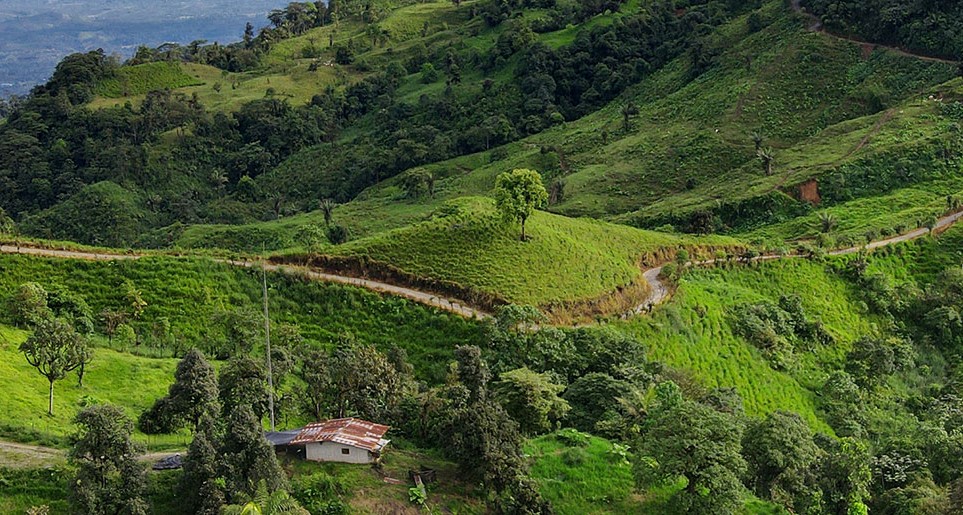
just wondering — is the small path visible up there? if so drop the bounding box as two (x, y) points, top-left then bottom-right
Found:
(0, 244), (488, 320)
(790, 0), (959, 65)
(0, 440), (63, 468)
(3, 209), (962, 324)
(0, 439), (184, 468)
(633, 209), (963, 313)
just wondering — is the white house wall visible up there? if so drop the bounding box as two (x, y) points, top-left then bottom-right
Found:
(305, 441), (375, 464)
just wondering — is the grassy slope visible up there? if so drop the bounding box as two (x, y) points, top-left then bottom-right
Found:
(617, 258), (881, 433)
(525, 433), (640, 514)
(326, 197), (739, 306)
(0, 254), (482, 382)
(526, 431), (782, 514)
(0, 325), (178, 446)
(94, 62), (203, 98)
(174, 3), (958, 254)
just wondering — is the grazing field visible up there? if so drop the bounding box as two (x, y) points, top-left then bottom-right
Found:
(0, 325), (178, 447)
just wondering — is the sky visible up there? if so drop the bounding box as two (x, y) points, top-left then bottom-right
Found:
(0, 0), (283, 96)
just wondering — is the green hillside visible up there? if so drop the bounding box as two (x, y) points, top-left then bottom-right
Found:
(3, 0), (963, 513)
(317, 197), (739, 310)
(94, 62), (204, 98)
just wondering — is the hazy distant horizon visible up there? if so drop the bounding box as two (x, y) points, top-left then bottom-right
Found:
(0, 0), (283, 96)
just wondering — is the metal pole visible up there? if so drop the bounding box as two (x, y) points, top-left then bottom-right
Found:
(262, 264), (276, 431)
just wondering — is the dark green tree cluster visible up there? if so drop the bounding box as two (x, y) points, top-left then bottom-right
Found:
(138, 348), (219, 434)
(802, 0), (963, 60)
(70, 404), (149, 515)
(142, 353), (290, 514)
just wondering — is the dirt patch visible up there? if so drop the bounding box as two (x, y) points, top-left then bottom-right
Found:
(0, 441), (64, 469)
(796, 179), (821, 205)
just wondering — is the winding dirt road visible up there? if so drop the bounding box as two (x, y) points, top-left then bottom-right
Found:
(0, 243), (489, 320)
(634, 210), (963, 313)
(790, 0), (959, 65)
(4, 208), (961, 322)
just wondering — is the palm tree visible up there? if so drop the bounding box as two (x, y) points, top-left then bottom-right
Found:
(818, 213), (837, 233)
(222, 483), (308, 515)
(621, 103), (639, 132)
(757, 147), (775, 176)
(319, 198), (336, 226)
(750, 131), (764, 151)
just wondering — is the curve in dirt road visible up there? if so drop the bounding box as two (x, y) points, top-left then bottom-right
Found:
(633, 210), (963, 314)
(3, 209), (962, 324)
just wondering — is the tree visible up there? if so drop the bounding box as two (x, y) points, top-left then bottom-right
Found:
(9, 282), (52, 327)
(219, 357), (270, 419)
(75, 345), (93, 387)
(818, 438), (872, 515)
(751, 131), (764, 151)
(180, 414), (226, 515)
(437, 347), (552, 514)
(743, 411), (822, 512)
(100, 309), (127, 345)
(621, 102), (639, 132)
(845, 336), (913, 387)
(420, 62), (439, 83)
(319, 198), (336, 226)
(0, 206), (14, 235)
(758, 147), (775, 176)
(400, 169), (433, 198)
(454, 345), (490, 403)
(494, 367), (569, 435)
(493, 169), (548, 241)
(124, 280), (147, 344)
(637, 392), (747, 514)
(219, 404), (287, 501)
(326, 224), (349, 245)
(141, 349), (219, 433)
(327, 339), (409, 420)
(296, 347), (329, 420)
(19, 317), (89, 415)
(563, 372), (629, 432)
(70, 404), (148, 515)
(819, 213), (838, 233)
(215, 307), (262, 358)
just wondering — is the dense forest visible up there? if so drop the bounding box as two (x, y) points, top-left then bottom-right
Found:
(802, 0), (963, 60)
(0, 0), (761, 246)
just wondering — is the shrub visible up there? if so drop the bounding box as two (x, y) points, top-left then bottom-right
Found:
(326, 224), (349, 245)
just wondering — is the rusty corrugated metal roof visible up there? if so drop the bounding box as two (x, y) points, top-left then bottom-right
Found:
(289, 418), (390, 453)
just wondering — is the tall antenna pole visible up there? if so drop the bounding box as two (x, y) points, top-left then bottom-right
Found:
(262, 263), (276, 431)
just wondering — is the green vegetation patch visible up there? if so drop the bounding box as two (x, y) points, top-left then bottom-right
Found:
(328, 197), (739, 306)
(526, 431), (639, 514)
(0, 254), (482, 381)
(95, 62), (203, 98)
(0, 325), (176, 442)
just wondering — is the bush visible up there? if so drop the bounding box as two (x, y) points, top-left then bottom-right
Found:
(326, 224), (349, 245)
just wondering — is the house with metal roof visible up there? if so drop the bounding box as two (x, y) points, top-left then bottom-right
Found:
(266, 418), (390, 464)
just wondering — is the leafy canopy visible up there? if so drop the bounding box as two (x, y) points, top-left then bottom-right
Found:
(493, 169), (548, 240)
